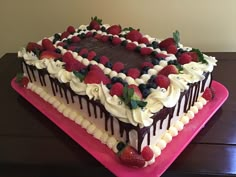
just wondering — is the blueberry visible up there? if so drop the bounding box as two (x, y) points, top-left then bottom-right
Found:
(77, 29), (82, 33)
(92, 32), (97, 36)
(108, 36), (113, 41)
(67, 38), (72, 44)
(121, 40), (128, 46)
(93, 56), (100, 62)
(101, 26), (106, 32)
(152, 41), (159, 49)
(142, 88), (151, 98)
(111, 77), (119, 83)
(74, 47), (81, 53)
(55, 48), (61, 54)
(54, 33), (61, 40)
(80, 33), (86, 39)
(106, 83), (112, 89)
(120, 69), (127, 75)
(79, 68), (87, 75)
(168, 60), (178, 65)
(148, 75), (156, 83)
(141, 66), (150, 75)
(152, 58), (160, 65)
(82, 53), (88, 58)
(151, 51), (158, 57)
(105, 61), (113, 68)
(135, 46), (141, 52)
(147, 82), (157, 89)
(116, 142), (126, 151)
(138, 83), (146, 92)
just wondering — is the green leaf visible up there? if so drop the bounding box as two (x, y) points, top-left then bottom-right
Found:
(173, 30), (180, 45)
(191, 48), (208, 64)
(136, 100), (147, 108)
(127, 88), (134, 99)
(15, 72), (23, 83)
(130, 99), (138, 109)
(73, 71), (85, 82)
(122, 27), (135, 32)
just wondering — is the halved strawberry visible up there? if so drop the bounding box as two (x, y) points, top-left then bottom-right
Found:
(39, 51), (61, 60)
(107, 25), (121, 35)
(128, 84), (142, 100)
(118, 144), (145, 168)
(158, 65), (178, 76)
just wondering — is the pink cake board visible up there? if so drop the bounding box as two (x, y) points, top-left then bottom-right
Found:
(11, 79), (228, 177)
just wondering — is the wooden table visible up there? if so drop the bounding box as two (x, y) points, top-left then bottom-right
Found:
(0, 53), (235, 177)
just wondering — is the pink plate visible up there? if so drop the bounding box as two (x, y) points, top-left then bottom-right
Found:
(11, 79), (228, 177)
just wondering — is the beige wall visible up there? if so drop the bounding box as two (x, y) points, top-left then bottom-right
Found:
(0, 0), (235, 58)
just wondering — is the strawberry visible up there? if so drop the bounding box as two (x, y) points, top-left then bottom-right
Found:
(126, 30), (142, 42)
(126, 42), (137, 51)
(100, 56), (109, 65)
(101, 35), (109, 42)
(26, 42), (43, 52)
(167, 44), (177, 54)
(112, 37), (122, 45)
(66, 26), (76, 34)
(140, 47), (152, 55)
(128, 84), (142, 100)
(141, 146), (154, 161)
(62, 52), (74, 63)
(89, 65), (103, 73)
(112, 62), (124, 72)
(39, 51), (62, 60)
(118, 145), (145, 168)
(56, 42), (67, 47)
(71, 36), (81, 43)
(187, 51), (199, 62)
(89, 16), (102, 30)
(127, 68), (140, 79)
(159, 37), (175, 49)
(158, 65), (178, 76)
(178, 53), (192, 65)
(84, 69), (111, 84)
(139, 37), (150, 44)
(65, 59), (86, 72)
(42, 38), (56, 51)
(110, 82), (124, 97)
(202, 87), (214, 100)
(61, 31), (70, 39)
(155, 75), (170, 89)
(87, 51), (96, 60)
(15, 73), (29, 87)
(107, 25), (121, 35)
(141, 62), (153, 69)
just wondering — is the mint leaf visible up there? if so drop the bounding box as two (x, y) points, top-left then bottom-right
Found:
(136, 100), (147, 108)
(130, 99), (138, 109)
(73, 71), (85, 82)
(191, 48), (208, 64)
(173, 30), (180, 46)
(122, 27), (135, 32)
(127, 87), (134, 99)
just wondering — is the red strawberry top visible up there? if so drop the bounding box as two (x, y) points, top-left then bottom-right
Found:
(89, 16), (102, 30)
(84, 65), (111, 84)
(126, 29), (142, 42)
(107, 25), (121, 35)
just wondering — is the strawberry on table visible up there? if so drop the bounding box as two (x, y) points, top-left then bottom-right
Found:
(117, 142), (145, 168)
(15, 73), (29, 87)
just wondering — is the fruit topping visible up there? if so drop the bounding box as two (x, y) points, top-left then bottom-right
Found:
(107, 25), (122, 35)
(158, 65), (178, 76)
(112, 37), (122, 45)
(89, 16), (102, 30)
(42, 38), (56, 51)
(128, 84), (142, 100)
(126, 42), (137, 51)
(62, 52), (86, 72)
(126, 29), (142, 42)
(110, 82), (124, 97)
(26, 42), (43, 53)
(141, 62), (153, 69)
(99, 56), (110, 65)
(140, 47), (152, 55)
(155, 75), (170, 89)
(39, 51), (62, 60)
(117, 143), (145, 168)
(87, 51), (96, 61)
(202, 87), (215, 100)
(141, 146), (154, 161)
(166, 44), (178, 55)
(71, 36), (81, 43)
(139, 37), (150, 44)
(159, 37), (175, 49)
(84, 65), (110, 84)
(127, 68), (140, 79)
(177, 53), (192, 65)
(112, 62), (125, 72)
(60, 31), (70, 40)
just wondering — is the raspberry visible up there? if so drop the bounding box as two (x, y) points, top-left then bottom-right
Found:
(110, 82), (124, 96)
(101, 35), (109, 42)
(87, 51), (96, 61)
(71, 36), (81, 43)
(127, 68), (140, 79)
(187, 52), (199, 62)
(155, 75), (170, 89)
(178, 53), (192, 65)
(85, 32), (93, 37)
(140, 47), (152, 55)
(141, 146), (154, 161)
(66, 26), (76, 34)
(112, 37), (122, 45)
(61, 31), (70, 39)
(155, 53), (168, 59)
(79, 48), (88, 56)
(94, 34), (102, 40)
(112, 62), (124, 72)
(202, 87), (214, 100)
(100, 56), (109, 65)
(141, 62), (153, 69)
(126, 43), (137, 51)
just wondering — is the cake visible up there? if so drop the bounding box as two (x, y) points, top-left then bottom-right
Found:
(17, 17), (217, 168)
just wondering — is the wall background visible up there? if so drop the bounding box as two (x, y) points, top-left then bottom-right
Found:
(0, 0), (235, 58)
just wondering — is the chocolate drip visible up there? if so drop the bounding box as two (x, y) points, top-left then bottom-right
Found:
(201, 72), (209, 92)
(78, 96), (83, 109)
(29, 67), (36, 81)
(104, 112), (110, 131)
(87, 101), (91, 117)
(49, 77), (56, 96)
(38, 70), (44, 86)
(110, 116), (114, 135)
(62, 87), (69, 104)
(93, 104), (97, 118)
(24, 63), (32, 82)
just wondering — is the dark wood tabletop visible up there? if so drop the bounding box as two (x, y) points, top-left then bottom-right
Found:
(0, 53), (235, 177)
